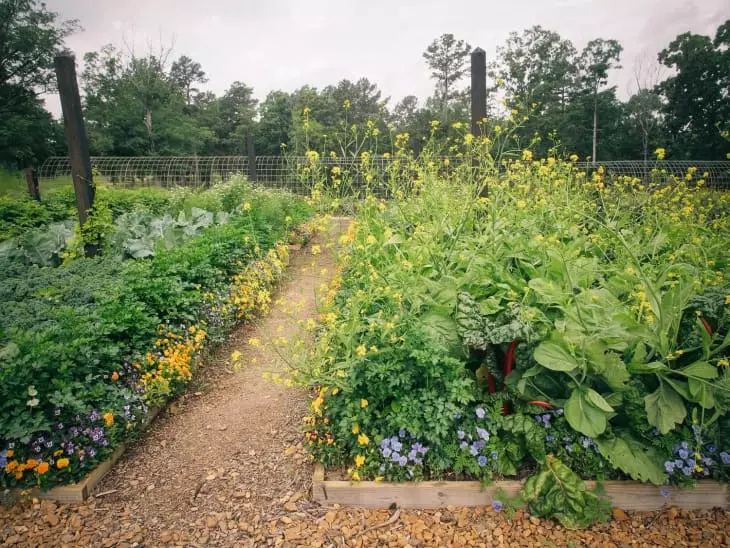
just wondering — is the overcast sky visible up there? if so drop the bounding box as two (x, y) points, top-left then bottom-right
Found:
(45, 0), (729, 115)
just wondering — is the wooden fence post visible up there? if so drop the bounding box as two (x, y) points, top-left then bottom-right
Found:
(247, 134), (257, 183)
(54, 53), (97, 256)
(24, 168), (40, 200)
(471, 47), (488, 197)
(470, 48), (487, 138)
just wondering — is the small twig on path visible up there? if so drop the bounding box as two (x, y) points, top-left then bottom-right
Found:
(645, 507), (666, 529)
(93, 489), (118, 498)
(191, 480), (204, 500)
(354, 508), (401, 539)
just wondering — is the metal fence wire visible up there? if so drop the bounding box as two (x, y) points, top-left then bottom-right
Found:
(39, 156), (730, 193)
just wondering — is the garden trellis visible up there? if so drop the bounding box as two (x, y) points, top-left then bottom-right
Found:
(39, 156), (730, 193)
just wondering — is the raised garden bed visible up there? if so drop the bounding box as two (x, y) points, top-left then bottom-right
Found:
(2, 407), (160, 504)
(312, 465), (730, 511)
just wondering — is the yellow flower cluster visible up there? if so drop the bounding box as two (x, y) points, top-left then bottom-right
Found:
(229, 243), (289, 322)
(304, 413), (334, 445)
(141, 325), (207, 401)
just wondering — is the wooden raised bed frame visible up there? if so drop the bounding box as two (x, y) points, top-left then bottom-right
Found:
(313, 465), (730, 511)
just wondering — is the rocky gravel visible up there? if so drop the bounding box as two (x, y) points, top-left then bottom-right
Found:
(2, 497), (729, 547)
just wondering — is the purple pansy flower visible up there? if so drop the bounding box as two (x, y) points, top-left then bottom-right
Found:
(476, 427), (490, 441)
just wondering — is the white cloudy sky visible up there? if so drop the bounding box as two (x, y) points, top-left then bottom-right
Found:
(45, 0), (729, 114)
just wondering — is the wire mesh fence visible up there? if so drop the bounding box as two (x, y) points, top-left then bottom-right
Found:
(39, 156), (730, 193)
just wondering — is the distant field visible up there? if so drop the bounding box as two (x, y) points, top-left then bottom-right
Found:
(0, 171), (73, 198)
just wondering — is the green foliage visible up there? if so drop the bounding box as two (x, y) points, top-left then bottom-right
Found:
(593, 435), (666, 484)
(0, 0), (77, 168)
(0, 195), (55, 240)
(289, 115), (730, 528)
(0, 180), (313, 489)
(521, 455), (611, 529)
(422, 33), (472, 116)
(658, 21), (730, 159)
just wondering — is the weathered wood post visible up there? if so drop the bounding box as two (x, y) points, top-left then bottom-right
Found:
(54, 53), (97, 256)
(24, 168), (40, 200)
(247, 134), (257, 183)
(470, 48), (487, 138)
(470, 47), (488, 196)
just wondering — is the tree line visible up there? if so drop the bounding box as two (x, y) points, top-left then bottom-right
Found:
(1, 0), (729, 170)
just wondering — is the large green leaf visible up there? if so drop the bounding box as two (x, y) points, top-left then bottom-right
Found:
(564, 389), (608, 437)
(498, 414), (546, 464)
(644, 380), (686, 434)
(584, 389), (614, 413)
(420, 311), (462, 356)
(534, 340), (582, 372)
(528, 278), (566, 304)
(584, 342), (629, 388)
(522, 455), (608, 529)
(681, 361), (718, 380)
(688, 378), (716, 409)
(594, 435), (667, 485)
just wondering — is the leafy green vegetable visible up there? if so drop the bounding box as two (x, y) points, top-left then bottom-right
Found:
(594, 435), (667, 484)
(522, 455), (610, 529)
(644, 381), (687, 434)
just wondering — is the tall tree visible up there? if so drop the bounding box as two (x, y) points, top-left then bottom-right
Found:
(82, 45), (211, 156)
(392, 95), (419, 130)
(214, 81), (258, 154)
(657, 20), (730, 159)
(423, 34), (472, 118)
(626, 89), (662, 162)
(490, 26), (579, 156)
(578, 38), (622, 162)
(490, 26), (577, 112)
(0, 0), (77, 168)
(170, 55), (208, 104)
(256, 90), (293, 155)
(323, 78), (386, 126)
(623, 58), (664, 162)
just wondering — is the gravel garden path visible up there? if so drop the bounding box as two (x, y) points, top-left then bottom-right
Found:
(2, 219), (730, 547)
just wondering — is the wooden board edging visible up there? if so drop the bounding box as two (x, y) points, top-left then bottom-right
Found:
(312, 464), (730, 511)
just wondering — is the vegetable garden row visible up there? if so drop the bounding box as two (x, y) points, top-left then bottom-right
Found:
(291, 150), (730, 527)
(0, 178), (315, 491)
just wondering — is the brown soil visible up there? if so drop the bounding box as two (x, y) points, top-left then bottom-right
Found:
(2, 219), (730, 547)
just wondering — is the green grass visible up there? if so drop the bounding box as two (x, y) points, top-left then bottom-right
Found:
(0, 170), (73, 198)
